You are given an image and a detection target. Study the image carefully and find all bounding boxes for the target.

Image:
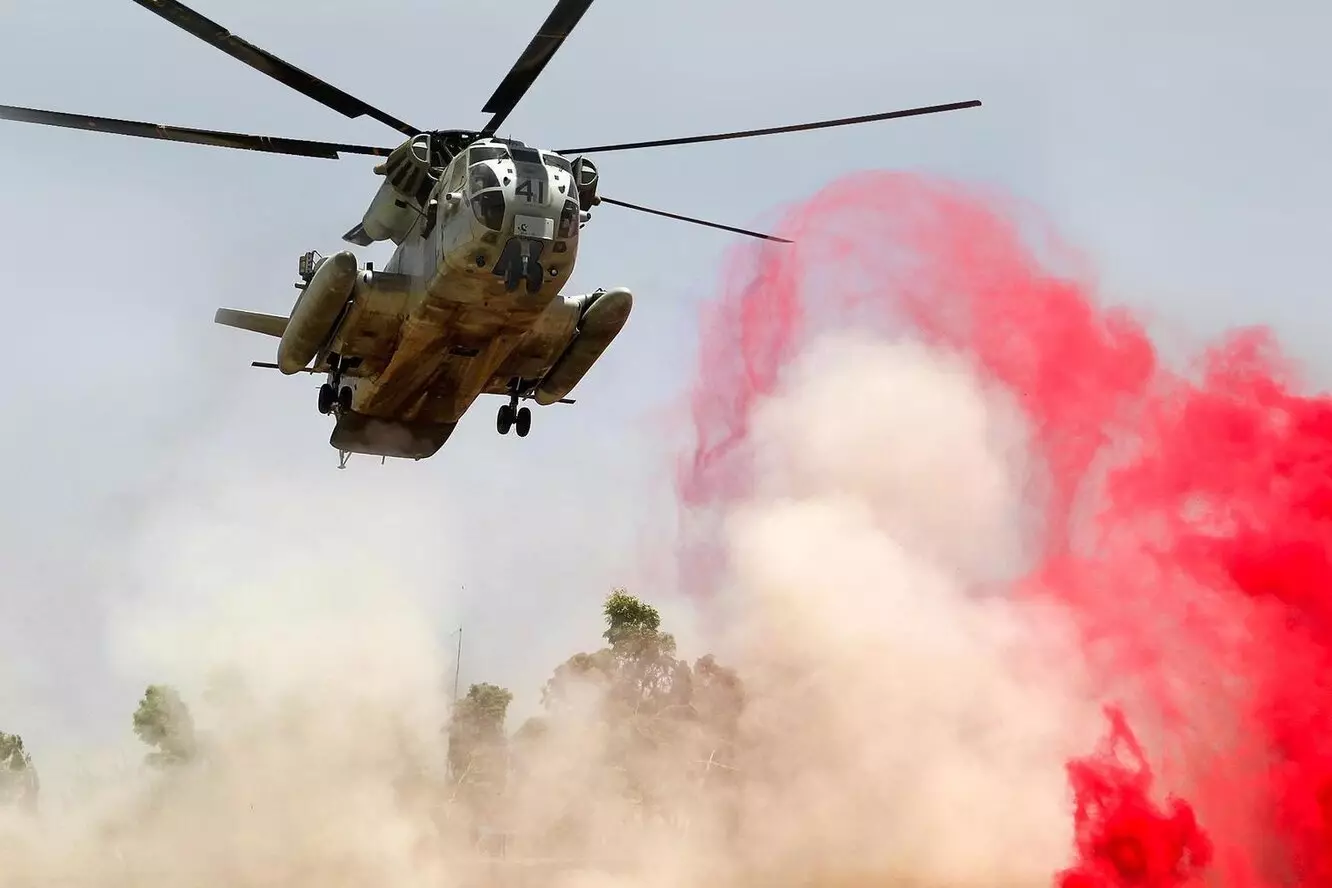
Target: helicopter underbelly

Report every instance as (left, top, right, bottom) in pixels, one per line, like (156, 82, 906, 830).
(337, 264, 578, 424)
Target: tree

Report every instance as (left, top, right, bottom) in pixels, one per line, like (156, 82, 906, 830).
(688, 653, 745, 838)
(0, 732, 38, 809)
(447, 682, 514, 850)
(691, 653, 745, 759)
(531, 591, 704, 825)
(596, 590, 694, 714)
(447, 682, 514, 785)
(132, 684, 197, 767)
(540, 649, 615, 711)
(502, 589, 751, 851)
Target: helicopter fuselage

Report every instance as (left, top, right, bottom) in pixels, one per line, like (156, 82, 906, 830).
(250, 136, 632, 459)
(2, 0, 982, 466)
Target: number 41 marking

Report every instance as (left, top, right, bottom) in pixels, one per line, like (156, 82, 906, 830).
(515, 178, 545, 203)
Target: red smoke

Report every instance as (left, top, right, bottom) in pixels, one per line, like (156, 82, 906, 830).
(679, 171, 1332, 886)
(1057, 707, 1213, 888)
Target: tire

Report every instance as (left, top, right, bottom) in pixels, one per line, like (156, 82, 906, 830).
(515, 406, 532, 437)
(497, 404, 514, 434)
(317, 383, 335, 415)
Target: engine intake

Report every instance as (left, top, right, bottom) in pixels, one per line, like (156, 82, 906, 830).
(375, 133, 437, 202)
(572, 156, 598, 208)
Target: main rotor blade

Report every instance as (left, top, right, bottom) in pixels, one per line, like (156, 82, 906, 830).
(598, 196, 792, 243)
(480, 0, 595, 135)
(559, 100, 982, 155)
(130, 0, 420, 138)
(0, 104, 393, 159)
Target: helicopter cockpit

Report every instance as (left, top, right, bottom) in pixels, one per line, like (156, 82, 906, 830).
(460, 140, 581, 240)
(466, 145, 508, 231)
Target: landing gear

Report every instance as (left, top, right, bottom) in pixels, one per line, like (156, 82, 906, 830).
(318, 383, 353, 413)
(318, 383, 335, 415)
(497, 238, 545, 294)
(503, 259, 523, 293)
(318, 357, 354, 415)
(496, 394, 532, 437)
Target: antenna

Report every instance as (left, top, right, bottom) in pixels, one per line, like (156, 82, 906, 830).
(453, 625, 464, 703)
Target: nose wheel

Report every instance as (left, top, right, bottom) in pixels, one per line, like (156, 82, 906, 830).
(497, 397, 531, 437)
(499, 239, 545, 294)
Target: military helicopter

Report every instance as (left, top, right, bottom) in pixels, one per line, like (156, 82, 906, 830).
(0, 0, 981, 465)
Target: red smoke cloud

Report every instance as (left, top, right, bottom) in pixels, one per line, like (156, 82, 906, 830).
(679, 172, 1332, 887)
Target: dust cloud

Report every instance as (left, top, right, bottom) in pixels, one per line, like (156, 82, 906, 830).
(0, 324, 1100, 888)
(0, 173, 1143, 888)
(706, 331, 1100, 888)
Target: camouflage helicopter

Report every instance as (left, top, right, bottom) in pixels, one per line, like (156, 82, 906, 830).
(0, 0, 981, 465)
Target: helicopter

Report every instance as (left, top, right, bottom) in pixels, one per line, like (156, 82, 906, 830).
(0, 0, 981, 465)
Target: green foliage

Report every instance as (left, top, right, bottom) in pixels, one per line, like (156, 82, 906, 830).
(541, 591, 731, 720)
(603, 590, 690, 712)
(447, 682, 514, 787)
(0, 732, 38, 808)
(540, 649, 615, 710)
(602, 590, 672, 652)
(523, 589, 745, 825)
(459, 682, 514, 730)
(132, 684, 197, 767)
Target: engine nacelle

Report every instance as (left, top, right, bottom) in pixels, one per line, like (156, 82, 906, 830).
(571, 156, 599, 208)
(359, 178, 421, 245)
(277, 250, 358, 374)
(535, 286, 632, 405)
(378, 133, 436, 197)
(357, 134, 438, 244)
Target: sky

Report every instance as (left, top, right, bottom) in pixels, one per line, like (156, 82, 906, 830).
(0, 0, 1328, 775)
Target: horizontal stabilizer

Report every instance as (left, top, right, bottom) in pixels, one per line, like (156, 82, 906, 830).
(214, 308, 289, 338)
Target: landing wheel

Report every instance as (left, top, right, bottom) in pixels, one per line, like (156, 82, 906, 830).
(524, 262, 544, 294)
(497, 404, 514, 435)
(503, 260, 523, 292)
(318, 383, 335, 415)
(338, 386, 353, 412)
(515, 406, 532, 437)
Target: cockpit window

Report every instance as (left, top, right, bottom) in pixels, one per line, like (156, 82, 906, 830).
(544, 154, 573, 173)
(509, 146, 543, 165)
(469, 165, 500, 193)
(468, 145, 509, 164)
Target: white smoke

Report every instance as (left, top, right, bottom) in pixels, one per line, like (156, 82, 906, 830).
(713, 331, 1099, 888)
(0, 329, 1099, 888)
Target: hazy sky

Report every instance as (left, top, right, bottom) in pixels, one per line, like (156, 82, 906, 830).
(0, 0, 1328, 768)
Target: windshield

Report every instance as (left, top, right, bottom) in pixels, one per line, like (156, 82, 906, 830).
(468, 145, 510, 164)
(544, 153, 573, 173)
(509, 145, 543, 165)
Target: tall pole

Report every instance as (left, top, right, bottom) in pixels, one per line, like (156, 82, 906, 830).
(453, 625, 463, 703)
